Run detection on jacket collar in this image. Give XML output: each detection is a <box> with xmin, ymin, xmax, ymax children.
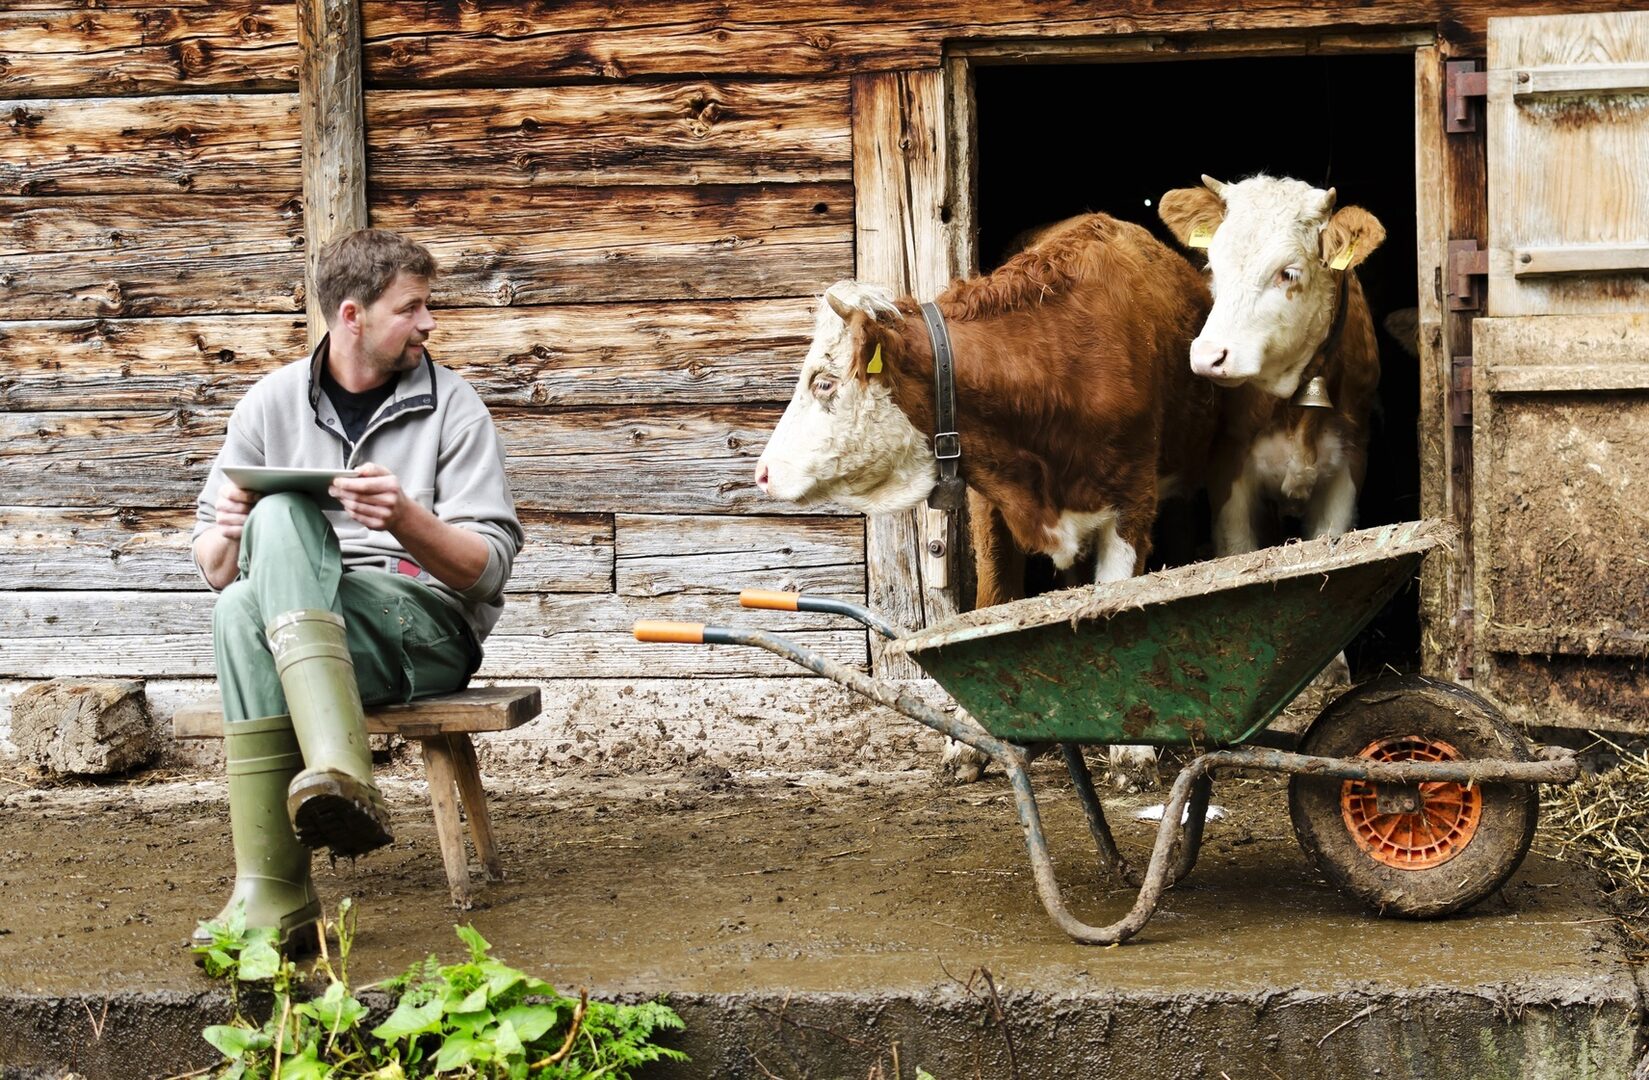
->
<box><xmin>307</xmin><ymin>333</ymin><xmax>439</xmax><ymax>448</ymax></box>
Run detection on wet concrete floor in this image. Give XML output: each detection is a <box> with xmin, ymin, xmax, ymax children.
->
<box><xmin>0</xmin><ymin>759</ymin><xmax>1641</xmax><ymax>1079</ymax></box>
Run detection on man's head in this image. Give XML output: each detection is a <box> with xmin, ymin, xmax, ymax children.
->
<box><xmin>316</xmin><ymin>229</ymin><xmax>439</xmax><ymax>377</ymax></box>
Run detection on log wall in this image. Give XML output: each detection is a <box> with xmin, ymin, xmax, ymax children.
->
<box><xmin>0</xmin><ymin>0</ymin><xmax>1628</xmax><ymax>767</ymax></box>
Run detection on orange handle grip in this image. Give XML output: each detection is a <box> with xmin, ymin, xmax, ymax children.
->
<box><xmin>739</xmin><ymin>589</ymin><xmax>800</xmax><ymax>611</ymax></box>
<box><xmin>632</xmin><ymin>620</ymin><xmax>706</xmax><ymax>644</ymax></box>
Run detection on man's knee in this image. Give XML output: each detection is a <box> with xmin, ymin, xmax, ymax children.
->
<box><xmin>214</xmin><ymin>579</ymin><xmax>263</xmax><ymax>639</ymax></box>
<box><xmin>245</xmin><ymin>491</ymin><xmax>325</xmax><ymax>534</ymax></box>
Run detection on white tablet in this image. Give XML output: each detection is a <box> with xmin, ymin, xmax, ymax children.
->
<box><xmin>223</xmin><ymin>465</ymin><xmax>360</xmax><ymax>497</ymax></box>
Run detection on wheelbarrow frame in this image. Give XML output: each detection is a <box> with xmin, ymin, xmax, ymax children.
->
<box><xmin>633</xmin><ymin>528</ymin><xmax>1580</xmax><ymax>945</ymax></box>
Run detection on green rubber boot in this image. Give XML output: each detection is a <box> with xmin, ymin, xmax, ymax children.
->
<box><xmin>268</xmin><ymin>610</ymin><xmax>394</xmax><ymax>858</ymax></box>
<box><xmin>192</xmin><ymin>715</ymin><xmax>321</xmax><ymax>950</ymax></box>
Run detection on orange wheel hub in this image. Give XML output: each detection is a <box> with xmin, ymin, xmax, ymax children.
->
<box><xmin>1340</xmin><ymin>736</ymin><xmax>1481</xmax><ymax>870</ymax></box>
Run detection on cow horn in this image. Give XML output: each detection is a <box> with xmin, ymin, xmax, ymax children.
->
<box><xmin>825</xmin><ymin>291</ymin><xmax>856</xmax><ymax>323</ymax></box>
<box><xmin>1201</xmin><ymin>174</ymin><xmax>1228</xmax><ymax>196</ymax></box>
<box><xmin>1321</xmin><ymin>186</ymin><xmax>1338</xmax><ymax>215</ymax></box>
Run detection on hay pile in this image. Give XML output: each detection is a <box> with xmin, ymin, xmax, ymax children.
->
<box><xmin>1538</xmin><ymin>739</ymin><xmax>1649</xmax><ymax>894</ymax></box>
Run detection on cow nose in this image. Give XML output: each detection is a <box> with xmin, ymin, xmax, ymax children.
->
<box><xmin>755</xmin><ymin>461</ymin><xmax>770</xmax><ymax>493</ymax></box>
<box><xmin>1190</xmin><ymin>339</ymin><xmax>1229</xmax><ymax>373</ymax></box>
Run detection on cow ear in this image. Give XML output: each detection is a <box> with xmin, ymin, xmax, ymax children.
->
<box><xmin>1320</xmin><ymin>205</ymin><xmax>1386</xmax><ymax>271</ymax></box>
<box><xmin>1159</xmin><ymin>186</ymin><xmax>1226</xmax><ymax>251</ymax></box>
<box><xmin>847</xmin><ymin>320</ymin><xmax>893</xmax><ymax>384</ymax></box>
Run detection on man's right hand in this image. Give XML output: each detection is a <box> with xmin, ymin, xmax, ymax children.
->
<box><xmin>213</xmin><ymin>479</ymin><xmax>260</xmax><ymax>540</ymax></box>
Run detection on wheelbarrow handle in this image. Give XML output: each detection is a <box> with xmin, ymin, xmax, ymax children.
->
<box><xmin>737</xmin><ymin>589</ymin><xmax>905</xmax><ymax>640</ymax></box>
<box><xmin>632</xmin><ymin>620</ymin><xmax>740</xmax><ymax>645</ymax></box>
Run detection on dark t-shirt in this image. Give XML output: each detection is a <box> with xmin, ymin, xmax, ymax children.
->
<box><xmin>321</xmin><ymin>365</ymin><xmax>395</xmax><ymax>446</ymax></box>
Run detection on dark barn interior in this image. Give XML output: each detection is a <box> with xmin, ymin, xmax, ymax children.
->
<box><xmin>974</xmin><ymin>53</ymin><xmax>1422</xmax><ymax>676</ymax></box>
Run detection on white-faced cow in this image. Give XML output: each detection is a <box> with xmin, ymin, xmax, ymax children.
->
<box><xmin>1158</xmin><ymin>175</ymin><xmax>1385</xmax><ymax>556</ymax></box>
<box><xmin>754</xmin><ymin>214</ymin><xmax>1218</xmax><ymax>786</ymax></box>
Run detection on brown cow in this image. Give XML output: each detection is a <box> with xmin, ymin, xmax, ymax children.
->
<box><xmin>754</xmin><ymin>213</ymin><xmax>1218</xmax><ymax>784</ymax></box>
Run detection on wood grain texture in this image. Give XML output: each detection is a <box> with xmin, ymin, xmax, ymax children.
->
<box><xmin>368</xmin><ymin>184</ymin><xmax>853</xmax><ymax>307</ymax></box>
<box><xmin>0</xmin><ymin>300</ymin><xmax>812</xmax><ymax>410</ymax></box>
<box><xmin>365</xmin><ymin>81</ymin><xmax>850</xmax><ymax>188</ymax></box>
<box><xmin>0</xmin><ymin>5</ymin><xmax>297</xmax><ymax>98</ymax></box>
<box><xmin>0</xmin><ymin>94</ymin><xmax>300</xmax><ymax>196</ymax></box>
<box><xmin>297</xmin><ymin>0</ymin><xmax>368</xmax><ymax>344</ymax></box>
<box><xmin>615</xmin><ymin>514</ymin><xmax>862</xmax><ymax>598</ymax></box>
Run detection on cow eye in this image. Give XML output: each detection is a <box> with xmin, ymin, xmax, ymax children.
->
<box><xmin>811</xmin><ymin>374</ymin><xmax>838</xmax><ymax>399</ymax></box>
<box><xmin>1276</xmin><ymin>267</ymin><xmax>1303</xmax><ymax>287</ymax></box>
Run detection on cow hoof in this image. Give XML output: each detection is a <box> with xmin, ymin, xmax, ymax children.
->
<box><xmin>1107</xmin><ymin>744</ymin><xmax>1159</xmax><ymax>792</ymax></box>
<box><xmin>940</xmin><ymin>738</ymin><xmax>989</xmax><ymax>785</ymax></box>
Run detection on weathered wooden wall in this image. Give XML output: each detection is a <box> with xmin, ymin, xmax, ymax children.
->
<box><xmin>0</xmin><ymin>0</ymin><xmax>1634</xmax><ymax>765</ymax></box>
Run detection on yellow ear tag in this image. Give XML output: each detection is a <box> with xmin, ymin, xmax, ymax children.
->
<box><xmin>1188</xmin><ymin>225</ymin><xmax>1214</xmax><ymax>249</ymax></box>
<box><xmin>866</xmin><ymin>343</ymin><xmax>884</xmax><ymax>374</ymax></box>
<box><xmin>1329</xmin><ymin>239</ymin><xmax>1357</xmax><ymax>271</ymax></box>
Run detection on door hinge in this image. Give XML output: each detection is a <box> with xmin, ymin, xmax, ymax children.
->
<box><xmin>1446</xmin><ymin>59</ymin><xmax>1488</xmax><ymax>133</ymax></box>
<box><xmin>1447</xmin><ymin>239</ymin><xmax>1489</xmax><ymax>312</ymax></box>
<box><xmin>1450</xmin><ymin>354</ymin><xmax>1473</xmax><ymax>428</ymax></box>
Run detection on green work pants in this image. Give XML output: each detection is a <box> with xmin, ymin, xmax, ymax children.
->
<box><xmin>213</xmin><ymin>493</ymin><xmax>479</xmax><ymax>723</ymax></box>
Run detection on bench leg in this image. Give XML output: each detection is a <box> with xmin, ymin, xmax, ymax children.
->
<box><xmin>419</xmin><ymin>735</ymin><xmax>472</xmax><ymax>909</ymax></box>
<box><xmin>451</xmin><ymin>733</ymin><xmax>503</xmax><ymax>883</ymax></box>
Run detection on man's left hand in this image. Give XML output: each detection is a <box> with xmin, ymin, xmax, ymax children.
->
<box><xmin>331</xmin><ymin>462</ymin><xmax>411</xmax><ymax>532</ymax></box>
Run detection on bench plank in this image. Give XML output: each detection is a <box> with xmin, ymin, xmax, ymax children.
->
<box><xmin>173</xmin><ymin>685</ymin><xmax>541</xmax><ymax>739</ymax></box>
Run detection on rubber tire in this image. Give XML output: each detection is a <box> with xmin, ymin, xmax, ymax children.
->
<box><xmin>1288</xmin><ymin>674</ymin><xmax>1538</xmax><ymax>919</ymax></box>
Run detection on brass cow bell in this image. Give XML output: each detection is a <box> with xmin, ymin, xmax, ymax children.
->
<box><xmin>1293</xmin><ymin>375</ymin><xmax>1333</xmax><ymax>409</ymax></box>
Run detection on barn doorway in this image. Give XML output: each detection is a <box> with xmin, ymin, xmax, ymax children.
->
<box><xmin>970</xmin><ymin>53</ymin><xmax>1422</xmax><ymax>677</ymax></box>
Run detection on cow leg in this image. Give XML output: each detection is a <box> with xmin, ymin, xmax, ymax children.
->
<box><xmin>1092</xmin><ymin>517</ymin><xmax>1159</xmax><ymax>792</ymax></box>
<box><xmin>1212</xmin><ymin>468</ymin><xmax>1262</xmax><ymax>556</ymax></box>
<box><xmin>1306</xmin><ymin>467</ymin><xmax>1360</xmax><ymax>686</ymax></box>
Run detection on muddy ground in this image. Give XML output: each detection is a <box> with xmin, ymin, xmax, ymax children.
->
<box><xmin>0</xmin><ymin>754</ymin><xmax>1642</xmax><ymax>1079</ymax></box>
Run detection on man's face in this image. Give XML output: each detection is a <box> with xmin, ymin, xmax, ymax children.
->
<box><xmin>356</xmin><ymin>271</ymin><xmax>436</xmax><ymax>375</ymax></box>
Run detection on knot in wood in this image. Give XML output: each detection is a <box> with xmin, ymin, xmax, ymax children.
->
<box><xmin>238</xmin><ymin>15</ymin><xmax>271</xmax><ymax>37</ymax></box>
<box><xmin>170</xmin><ymin>125</ymin><xmax>199</xmax><ymax>147</ymax></box>
<box><xmin>173</xmin><ymin>40</ymin><xmax>211</xmax><ymax>76</ymax></box>
<box><xmin>8</xmin><ymin>107</ymin><xmax>43</xmax><ymax>131</ymax></box>
<box><xmin>725</xmin><ymin>435</ymin><xmax>742</xmax><ymax>450</ymax></box>
<box><xmin>529</xmin><ymin>385</ymin><xmax>550</xmax><ymax>405</ymax></box>
<box><xmin>519</xmin><ymin>116</ymin><xmax>541</xmax><ymax>134</ymax></box>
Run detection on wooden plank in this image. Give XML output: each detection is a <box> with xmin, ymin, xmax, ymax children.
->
<box><xmin>298</xmin><ymin>0</ymin><xmax>368</xmax><ymax>346</ymax></box>
<box><xmin>0</xmin><ymin>197</ymin><xmax>304</xmax><ymax>319</ymax></box>
<box><xmin>173</xmin><ymin>684</ymin><xmax>542</xmax><ymax>739</ymax></box>
<box><xmin>953</xmin><ymin>28</ymin><xmax>1436</xmax><ymax>62</ymax></box>
<box><xmin>1513</xmin><ymin>244</ymin><xmax>1649</xmax><ymax>277</ymax></box>
<box><xmin>614</xmin><ymin>514</ymin><xmax>863</xmax><ymax>598</ymax></box>
<box><xmin>1517</xmin><ymin>63</ymin><xmax>1649</xmax><ymax>96</ymax></box>
<box><xmin>0</xmin><ymin>5</ymin><xmax>298</xmax><ymax>99</ymax></box>
<box><xmin>0</xmin><ymin>300</ymin><xmax>810</xmax><ymax>410</ymax></box>
<box><xmin>0</xmin><ymin>405</ymin><xmax>817</xmax><ymax>513</ymax></box>
<box><xmin>853</xmin><ymin>69</ymin><xmax>969</xmax><ymax>678</ymax></box>
<box><xmin>1413</xmin><ymin>46</ymin><xmax>1455</xmax><ymax>680</ymax></box>
<box><xmin>368</xmin><ymin>184</ymin><xmax>853</xmax><ymax>307</ymax></box>
<box><xmin>1487</xmin><ymin>12</ymin><xmax>1649</xmax><ymax>316</ymax></box>
<box><xmin>355</xmin><ymin>1</ymin><xmax>1633</xmax><ymax>85</ymax></box>
<box><xmin>497</xmin><ymin>406</ymin><xmax>837</xmax><ymax>515</ymax></box>
<box><xmin>0</xmin><ymin>589</ymin><xmax>870</xmax><ymax>678</ymax></box>
<box><xmin>0</xmin><ymin>315</ymin><xmax>307</xmax><ymax>410</ymax></box>
<box><xmin>0</xmin><ymin>94</ymin><xmax>300</xmax><ymax>196</ymax></box>
<box><xmin>365</xmin><ymin>82</ymin><xmax>850</xmax><ymax>189</ymax></box>
<box><xmin>0</xmin><ymin>506</ymin><xmax>611</xmax><ymax>593</ymax></box>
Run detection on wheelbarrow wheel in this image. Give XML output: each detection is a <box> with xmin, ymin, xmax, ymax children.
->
<box><xmin>1287</xmin><ymin>674</ymin><xmax>1538</xmax><ymax>919</ymax></box>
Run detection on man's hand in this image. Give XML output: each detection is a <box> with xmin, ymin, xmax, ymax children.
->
<box><xmin>331</xmin><ymin>462</ymin><xmax>409</xmax><ymax>532</ymax></box>
<box><xmin>214</xmin><ymin>478</ymin><xmax>260</xmax><ymax>540</ymax></box>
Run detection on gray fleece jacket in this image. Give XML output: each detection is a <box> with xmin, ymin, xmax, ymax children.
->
<box><xmin>192</xmin><ymin>337</ymin><xmax>525</xmax><ymax>644</ymax></box>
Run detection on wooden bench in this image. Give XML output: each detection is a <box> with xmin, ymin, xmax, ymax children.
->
<box><xmin>174</xmin><ymin>685</ymin><xmax>541</xmax><ymax>908</ymax></box>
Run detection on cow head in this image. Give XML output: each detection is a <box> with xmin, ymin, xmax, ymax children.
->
<box><xmin>1160</xmin><ymin>174</ymin><xmax>1385</xmax><ymax>398</ymax></box>
<box><xmin>754</xmin><ymin>281</ymin><xmax>936</xmax><ymax>513</ymax></box>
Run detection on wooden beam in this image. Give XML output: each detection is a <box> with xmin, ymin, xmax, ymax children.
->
<box><xmin>853</xmin><ymin>68</ymin><xmax>970</xmax><ymax>677</ymax></box>
<box><xmin>298</xmin><ymin>0</ymin><xmax>368</xmax><ymax>346</ymax></box>
<box><xmin>615</xmin><ymin>514</ymin><xmax>864</xmax><ymax>599</ymax></box>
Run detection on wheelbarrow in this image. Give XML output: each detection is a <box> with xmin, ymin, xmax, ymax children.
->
<box><xmin>632</xmin><ymin>520</ymin><xmax>1579</xmax><ymax>945</ymax></box>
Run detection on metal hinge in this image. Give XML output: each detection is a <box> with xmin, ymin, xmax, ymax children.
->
<box><xmin>1450</xmin><ymin>354</ymin><xmax>1473</xmax><ymax>428</ymax></box>
<box><xmin>1446</xmin><ymin>60</ymin><xmax>1488</xmax><ymax>133</ymax></box>
<box><xmin>1447</xmin><ymin>239</ymin><xmax>1489</xmax><ymax>312</ymax></box>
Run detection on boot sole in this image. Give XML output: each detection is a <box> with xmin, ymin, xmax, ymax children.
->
<box><xmin>288</xmin><ymin>775</ymin><xmax>394</xmax><ymax>858</ymax></box>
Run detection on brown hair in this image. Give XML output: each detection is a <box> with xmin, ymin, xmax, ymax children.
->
<box><xmin>315</xmin><ymin>229</ymin><xmax>437</xmax><ymax>325</ymax></box>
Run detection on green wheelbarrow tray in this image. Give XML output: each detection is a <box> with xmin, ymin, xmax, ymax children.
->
<box><xmin>889</xmin><ymin>519</ymin><xmax>1451</xmax><ymax>747</ymax></box>
<box><xmin>632</xmin><ymin>518</ymin><xmax>1581</xmax><ymax>946</ymax></box>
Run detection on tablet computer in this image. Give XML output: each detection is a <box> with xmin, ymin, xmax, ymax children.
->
<box><xmin>223</xmin><ymin>465</ymin><xmax>360</xmax><ymax>497</ymax></box>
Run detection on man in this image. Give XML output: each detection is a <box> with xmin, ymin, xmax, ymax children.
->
<box><xmin>189</xmin><ymin>229</ymin><xmax>524</xmax><ymax>949</ymax></box>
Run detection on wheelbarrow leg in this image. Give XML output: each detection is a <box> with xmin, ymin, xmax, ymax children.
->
<box><xmin>1171</xmin><ymin>772</ymin><xmax>1214</xmax><ymax>886</ymax></box>
<box><xmin>1059</xmin><ymin>744</ymin><xmax>1139</xmax><ymax>886</ymax></box>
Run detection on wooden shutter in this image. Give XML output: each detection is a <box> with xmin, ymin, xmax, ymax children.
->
<box><xmin>1473</xmin><ymin>11</ymin><xmax>1649</xmax><ymax>732</ymax></box>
